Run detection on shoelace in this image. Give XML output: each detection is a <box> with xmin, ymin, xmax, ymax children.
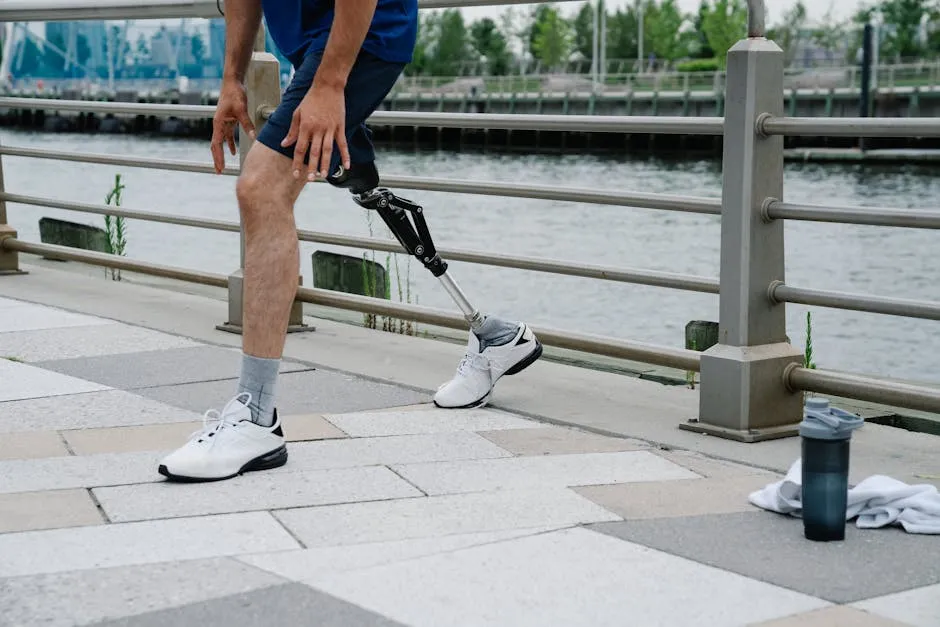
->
<box><xmin>455</xmin><ymin>351</ymin><xmax>490</xmax><ymax>377</ymax></box>
<box><xmin>189</xmin><ymin>392</ymin><xmax>253</xmax><ymax>447</ymax></box>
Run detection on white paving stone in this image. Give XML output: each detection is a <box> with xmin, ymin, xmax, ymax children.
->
<box><xmin>94</xmin><ymin>466</ymin><xmax>422</xmax><ymax>522</ymax></box>
<box><xmin>268</xmin><ymin>432</ymin><xmax>512</xmax><ymax>472</ymax></box>
<box><xmin>852</xmin><ymin>583</ymin><xmax>940</xmax><ymax>627</ymax></box>
<box><xmin>0</xmin><ymin>557</ymin><xmax>286</xmax><ymax>627</ymax></box>
<box><xmin>307</xmin><ymin>527</ymin><xmax>830</xmax><ymax>627</ymax></box>
<box><xmin>0</xmin><ymin>389</ymin><xmax>202</xmax><ymax>433</ymax></box>
<box><xmin>0</xmin><ymin>302</ymin><xmax>114</xmax><ymax>334</ymax></box>
<box><xmin>0</xmin><ymin>358</ymin><xmax>110</xmax><ymax>402</ymax></box>
<box><xmin>0</xmin><ymin>450</ymin><xmax>163</xmax><ymax>494</ymax></box>
<box><xmin>274</xmin><ymin>488</ymin><xmax>621</xmax><ymax>548</ymax></box>
<box><xmin>392</xmin><ymin>450</ymin><xmax>702</xmax><ymax>496</ymax></box>
<box><xmin>0</xmin><ymin>512</ymin><xmax>300</xmax><ymax>578</ymax></box>
<box><xmin>325</xmin><ymin>407</ymin><xmax>543</xmax><ymax>437</ymax></box>
<box><xmin>0</xmin><ymin>323</ymin><xmax>201</xmax><ymax>362</ymax></box>
<box><xmin>239</xmin><ymin>528</ymin><xmax>561</xmax><ymax>582</ymax></box>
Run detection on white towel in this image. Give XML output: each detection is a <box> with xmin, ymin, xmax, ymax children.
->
<box><xmin>749</xmin><ymin>459</ymin><xmax>940</xmax><ymax>534</ymax></box>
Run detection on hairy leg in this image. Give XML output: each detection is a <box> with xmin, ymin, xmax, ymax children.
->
<box><xmin>237</xmin><ymin>141</ymin><xmax>306</xmax><ymax>359</ymax></box>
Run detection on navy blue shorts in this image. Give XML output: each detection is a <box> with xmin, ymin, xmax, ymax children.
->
<box><xmin>257</xmin><ymin>49</ymin><xmax>405</xmax><ymax>173</ymax></box>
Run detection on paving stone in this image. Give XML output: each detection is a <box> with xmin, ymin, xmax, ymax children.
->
<box><xmin>0</xmin><ymin>489</ymin><xmax>103</xmax><ymax>533</ymax></box>
<box><xmin>94</xmin><ymin>466</ymin><xmax>421</xmax><ymax>522</ymax></box>
<box><xmin>0</xmin><ymin>430</ymin><xmax>70</xmax><ymax>460</ymax></box>
<box><xmin>0</xmin><ymin>557</ymin><xmax>286</xmax><ymax>627</ymax></box>
<box><xmin>589</xmin><ymin>512</ymin><xmax>940</xmax><ymax>604</ymax></box>
<box><xmin>62</xmin><ymin>415</ymin><xmax>347</xmax><ymax>455</ymax></box>
<box><xmin>239</xmin><ymin>529</ymin><xmax>560</xmax><ymax>583</ymax></box>
<box><xmin>479</xmin><ymin>426</ymin><xmax>650</xmax><ymax>456</ymax></box>
<box><xmin>0</xmin><ymin>450</ymin><xmax>163</xmax><ymax>494</ymax></box>
<box><xmin>655</xmin><ymin>448</ymin><xmax>782</xmax><ymax>479</ymax></box>
<box><xmin>274</xmin><ymin>488</ymin><xmax>621</xmax><ymax>548</ymax></box>
<box><xmin>749</xmin><ymin>606</ymin><xmax>913</xmax><ymax>627</ymax></box>
<box><xmin>0</xmin><ymin>301</ymin><xmax>114</xmax><ymax>334</ymax></box>
<box><xmin>35</xmin><ymin>346</ymin><xmax>310</xmax><ymax>390</ymax></box>
<box><xmin>325</xmin><ymin>406</ymin><xmax>542</xmax><ymax>437</ymax></box>
<box><xmin>0</xmin><ymin>511</ymin><xmax>299</xmax><ymax>578</ymax></box>
<box><xmin>0</xmin><ymin>323</ymin><xmax>201</xmax><ymax>362</ymax></box>
<box><xmin>392</xmin><ymin>450</ymin><xmax>701</xmax><ymax>496</ymax></box>
<box><xmin>574</xmin><ymin>475</ymin><xmax>774</xmax><ymax>519</ymax></box>
<box><xmin>135</xmin><ymin>370</ymin><xmax>430</xmax><ymax>416</ymax></box>
<box><xmin>853</xmin><ymin>583</ymin><xmax>940</xmax><ymax>627</ymax></box>
<box><xmin>0</xmin><ymin>358</ymin><xmax>110</xmax><ymax>402</ymax></box>
<box><xmin>272</xmin><ymin>432</ymin><xmax>511</xmax><ymax>473</ymax></box>
<box><xmin>92</xmin><ymin>582</ymin><xmax>404</xmax><ymax>627</ymax></box>
<box><xmin>307</xmin><ymin>527</ymin><xmax>829</xmax><ymax>627</ymax></box>
<box><xmin>0</xmin><ymin>390</ymin><xmax>203</xmax><ymax>433</ymax></box>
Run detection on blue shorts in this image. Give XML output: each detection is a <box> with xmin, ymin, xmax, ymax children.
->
<box><xmin>257</xmin><ymin>49</ymin><xmax>405</xmax><ymax>173</ymax></box>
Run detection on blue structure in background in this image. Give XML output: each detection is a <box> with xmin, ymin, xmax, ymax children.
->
<box><xmin>2</xmin><ymin>18</ymin><xmax>292</xmax><ymax>88</ymax></box>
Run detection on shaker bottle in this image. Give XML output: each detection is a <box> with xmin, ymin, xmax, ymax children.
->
<box><xmin>799</xmin><ymin>397</ymin><xmax>863</xmax><ymax>541</ymax></box>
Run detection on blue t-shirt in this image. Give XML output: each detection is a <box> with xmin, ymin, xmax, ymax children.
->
<box><xmin>262</xmin><ymin>0</ymin><xmax>418</xmax><ymax>69</ymax></box>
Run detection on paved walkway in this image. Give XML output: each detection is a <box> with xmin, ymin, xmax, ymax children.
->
<box><xmin>0</xmin><ymin>266</ymin><xmax>938</xmax><ymax>627</ymax></box>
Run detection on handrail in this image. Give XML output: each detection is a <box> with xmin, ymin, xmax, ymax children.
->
<box><xmin>764</xmin><ymin>199</ymin><xmax>940</xmax><ymax>229</ymax></box>
<box><xmin>758</xmin><ymin>115</ymin><xmax>940</xmax><ymax>138</ymax></box>
<box><xmin>0</xmin><ymin>146</ymin><xmax>723</xmax><ymax>215</ymax></box>
<box><xmin>787</xmin><ymin>366</ymin><xmax>940</xmax><ymax>415</ymax></box>
<box><xmin>0</xmin><ymin>191</ymin><xmax>720</xmax><ymax>294</ymax></box>
<box><xmin>747</xmin><ymin>0</ymin><xmax>765</xmax><ymax>38</ymax></box>
<box><xmin>769</xmin><ymin>282</ymin><xmax>940</xmax><ymax>321</ymax></box>
<box><xmin>0</xmin><ymin>238</ymin><xmax>704</xmax><ymax>372</ymax></box>
<box><xmin>0</xmin><ymin>0</ymin><xmax>581</xmax><ymax>21</ymax></box>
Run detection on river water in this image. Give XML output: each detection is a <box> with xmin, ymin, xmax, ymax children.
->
<box><xmin>2</xmin><ymin>128</ymin><xmax>938</xmax><ymax>387</ymax></box>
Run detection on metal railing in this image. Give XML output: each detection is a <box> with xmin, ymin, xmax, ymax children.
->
<box><xmin>1</xmin><ymin>0</ymin><xmax>939</xmax><ymax>440</ymax></box>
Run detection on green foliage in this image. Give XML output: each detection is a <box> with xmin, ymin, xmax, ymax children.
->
<box><xmin>701</xmin><ymin>0</ymin><xmax>748</xmax><ymax>67</ymax></box>
<box><xmin>572</xmin><ymin>3</ymin><xmax>596</xmax><ymax>62</ymax></box>
<box><xmin>104</xmin><ymin>173</ymin><xmax>128</xmax><ymax>281</ymax></box>
<box><xmin>675</xmin><ymin>57</ymin><xmax>720</xmax><ymax>72</ymax></box>
<box><xmin>531</xmin><ymin>4</ymin><xmax>572</xmax><ymax>69</ymax></box>
<box><xmin>471</xmin><ymin>18</ymin><xmax>512</xmax><ymax>75</ymax></box>
<box><xmin>643</xmin><ymin>0</ymin><xmax>687</xmax><ymax>62</ymax></box>
<box><xmin>804</xmin><ymin>311</ymin><xmax>817</xmax><ymax>370</ymax></box>
<box><xmin>766</xmin><ymin>0</ymin><xmax>807</xmax><ymax>66</ymax></box>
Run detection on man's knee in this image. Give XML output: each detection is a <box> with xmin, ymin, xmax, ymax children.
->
<box><xmin>236</xmin><ymin>143</ymin><xmax>302</xmax><ymax>221</ymax></box>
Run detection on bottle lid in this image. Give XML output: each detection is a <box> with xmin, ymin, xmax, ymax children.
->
<box><xmin>799</xmin><ymin>397</ymin><xmax>863</xmax><ymax>440</ymax></box>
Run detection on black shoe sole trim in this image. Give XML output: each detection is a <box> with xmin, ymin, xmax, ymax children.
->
<box><xmin>433</xmin><ymin>393</ymin><xmax>491</xmax><ymax>410</ymax></box>
<box><xmin>504</xmin><ymin>339</ymin><xmax>543</xmax><ymax>377</ymax></box>
<box><xmin>158</xmin><ymin>445</ymin><xmax>288</xmax><ymax>483</ymax></box>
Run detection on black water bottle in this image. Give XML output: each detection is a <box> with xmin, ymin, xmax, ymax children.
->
<box><xmin>799</xmin><ymin>397</ymin><xmax>863</xmax><ymax>542</ymax></box>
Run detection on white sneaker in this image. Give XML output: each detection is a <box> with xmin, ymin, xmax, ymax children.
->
<box><xmin>434</xmin><ymin>322</ymin><xmax>542</xmax><ymax>409</ymax></box>
<box><xmin>157</xmin><ymin>393</ymin><xmax>288</xmax><ymax>482</ymax></box>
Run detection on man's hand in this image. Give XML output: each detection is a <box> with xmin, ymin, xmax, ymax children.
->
<box><xmin>210</xmin><ymin>79</ymin><xmax>256</xmax><ymax>174</ymax></box>
<box><xmin>280</xmin><ymin>80</ymin><xmax>350</xmax><ymax>182</ymax></box>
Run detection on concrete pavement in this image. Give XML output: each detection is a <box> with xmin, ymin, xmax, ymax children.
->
<box><xmin>0</xmin><ymin>264</ymin><xmax>937</xmax><ymax>627</ymax></box>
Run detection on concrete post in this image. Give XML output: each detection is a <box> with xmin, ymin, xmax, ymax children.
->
<box><xmin>0</xmin><ymin>137</ymin><xmax>25</xmax><ymax>276</ymax></box>
<box><xmin>680</xmin><ymin>35</ymin><xmax>803</xmax><ymax>443</ymax></box>
<box><xmin>217</xmin><ymin>25</ymin><xmax>311</xmax><ymax>334</ymax></box>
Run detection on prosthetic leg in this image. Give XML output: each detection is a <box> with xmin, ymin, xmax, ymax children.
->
<box><xmin>327</xmin><ymin>161</ymin><xmax>485</xmax><ymax>331</ymax></box>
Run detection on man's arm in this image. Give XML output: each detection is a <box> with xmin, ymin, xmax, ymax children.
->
<box><xmin>222</xmin><ymin>0</ymin><xmax>263</xmax><ymax>84</ymax></box>
<box><xmin>313</xmin><ymin>0</ymin><xmax>380</xmax><ymax>89</ymax></box>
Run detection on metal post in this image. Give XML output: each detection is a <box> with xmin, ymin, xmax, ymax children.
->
<box><xmin>0</xmin><ymin>137</ymin><xmax>25</xmax><ymax>276</ymax></box>
<box><xmin>681</xmin><ymin>23</ymin><xmax>803</xmax><ymax>442</ymax></box>
<box><xmin>218</xmin><ymin>23</ymin><xmax>310</xmax><ymax>334</ymax></box>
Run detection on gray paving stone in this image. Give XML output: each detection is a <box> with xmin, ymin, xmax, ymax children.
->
<box><xmin>0</xmin><ymin>301</ymin><xmax>113</xmax><ymax>334</ymax></box>
<box><xmin>135</xmin><ymin>369</ymin><xmax>430</xmax><ymax>416</ymax></box>
<box><xmin>852</xmin><ymin>583</ymin><xmax>940</xmax><ymax>627</ymax></box>
<box><xmin>589</xmin><ymin>511</ymin><xmax>940</xmax><ymax>604</ymax></box>
<box><xmin>35</xmin><ymin>346</ymin><xmax>310</xmax><ymax>390</ymax></box>
<box><xmin>0</xmin><ymin>557</ymin><xmax>286</xmax><ymax>627</ymax></box>
<box><xmin>275</xmin><ymin>488</ymin><xmax>621</xmax><ymax>548</ymax></box>
<box><xmin>0</xmin><ymin>323</ymin><xmax>200</xmax><ymax>362</ymax></box>
<box><xmin>749</xmin><ymin>606</ymin><xmax>913</xmax><ymax>627</ymax></box>
<box><xmin>0</xmin><ymin>430</ymin><xmax>70</xmax><ymax>460</ymax></box>
<box><xmin>0</xmin><ymin>489</ymin><xmax>103</xmax><ymax>533</ymax></box>
<box><xmin>0</xmin><ymin>390</ymin><xmax>203</xmax><ymax>433</ymax></box>
<box><xmin>94</xmin><ymin>466</ymin><xmax>422</xmax><ymax>522</ymax></box>
<box><xmin>0</xmin><ymin>512</ymin><xmax>299</xmax><ymax>578</ymax></box>
<box><xmin>0</xmin><ymin>358</ymin><xmax>110</xmax><ymax>402</ymax></box>
<box><xmin>0</xmin><ymin>449</ymin><xmax>164</xmax><ymax>494</ymax></box>
<box><xmin>307</xmin><ymin>527</ymin><xmax>829</xmax><ymax>627</ymax></box>
<box><xmin>479</xmin><ymin>426</ymin><xmax>651</xmax><ymax>456</ymax></box>
<box><xmin>325</xmin><ymin>406</ymin><xmax>542</xmax><ymax>437</ymax></box>
<box><xmin>392</xmin><ymin>450</ymin><xmax>701</xmax><ymax>496</ymax></box>
<box><xmin>90</xmin><ymin>582</ymin><xmax>404</xmax><ymax>627</ymax></box>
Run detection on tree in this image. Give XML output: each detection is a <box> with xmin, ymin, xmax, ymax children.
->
<box><xmin>470</xmin><ymin>18</ymin><xmax>512</xmax><ymax>75</ymax></box>
<box><xmin>606</xmin><ymin>6</ymin><xmax>640</xmax><ymax>61</ymax></box>
<box><xmin>767</xmin><ymin>0</ymin><xmax>807</xmax><ymax>66</ymax></box>
<box><xmin>135</xmin><ymin>33</ymin><xmax>150</xmax><ymax>65</ymax></box>
<box><xmin>191</xmin><ymin>33</ymin><xmax>206</xmax><ymax>65</ymax></box>
<box><xmin>643</xmin><ymin>0</ymin><xmax>688</xmax><ymax>62</ymax></box>
<box><xmin>531</xmin><ymin>4</ymin><xmax>572</xmax><ymax>70</ymax></box>
<box><xmin>701</xmin><ymin>0</ymin><xmax>747</xmax><ymax>66</ymax></box>
<box><xmin>811</xmin><ymin>4</ymin><xmax>849</xmax><ymax>61</ymax></box>
<box><xmin>879</xmin><ymin>0</ymin><xmax>932</xmax><ymax>59</ymax></box>
<box><xmin>572</xmin><ymin>3</ymin><xmax>595</xmax><ymax>63</ymax></box>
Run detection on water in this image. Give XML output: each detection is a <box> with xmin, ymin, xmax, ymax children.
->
<box><xmin>2</xmin><ymin>128</ymin><xmax>938</xmax><ymax>386</ymax></box>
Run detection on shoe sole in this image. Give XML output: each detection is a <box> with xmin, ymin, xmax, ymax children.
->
<box><xmin>433</xmin><ymin>339</ymin><xmax>543</xmax><ymax>410</ymax></box>
<box><xmin>158</xmin><ymin>445</ymin><xmax>288</xmax><ymax>483</ymax></box>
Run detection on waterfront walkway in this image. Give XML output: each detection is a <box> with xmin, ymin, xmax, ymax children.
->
<box><xmin>1</xmin><ymin>262</ymin><xmax>938</xmax><ymax>627</ymax></box>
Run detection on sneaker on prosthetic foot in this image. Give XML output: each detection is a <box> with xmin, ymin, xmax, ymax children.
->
<box><xmin>434</xmin><ymin>321</ymin><xmax>543</xmax><ymax>409</ymax></box>
<box><xmin>157</xmin><ymin>393</ymin><xmax>288</xmax><ymax>482</ymax></box>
